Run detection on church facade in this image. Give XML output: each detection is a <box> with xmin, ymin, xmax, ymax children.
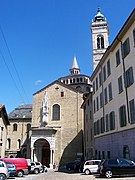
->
<box><xmin>30</xmin><ymin>56</ymin><xmax>92</xmax><ymax>168</ymax></box>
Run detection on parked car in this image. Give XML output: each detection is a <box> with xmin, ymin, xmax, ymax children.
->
<box><xmin>0</xmin><ymin>160</ymin><xmax>9</xmax><ymax>180</ymax></box>
<box><xmin>65</xmin><ymin>161</ymin><xmax>83</xmax><ymax>172</ymax></box>
<box><xmin>98</xmin><ymin>158</ymin><xmax>135</xmax><ymax>178</ymax></box>
<box><xmin>83</xmin><ymin>160</ymin><xmax>101</xmax><ymax>175</ymax></box>
<box><xmin>29</xmin><ymin>161</ymin><xmax>43</xmax><ymax>174</ymax></box>
<box><xmin>5</xmin><ymin>162</ymin><xmax>16</xmax><ymax>177</ymax></box>
<box><xmin>0</xmin><ymin>158</ymin><xmax>28</xmax><ymax>177</ymax></box>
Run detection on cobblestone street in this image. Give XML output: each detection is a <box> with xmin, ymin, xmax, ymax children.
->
<box><xmin>14</xmin><ymin>169</ymin><xmax>135</xmax><ymax>180</ymax></box>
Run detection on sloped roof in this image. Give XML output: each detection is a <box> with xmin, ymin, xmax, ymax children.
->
<box><xmin>9</xmin><ymin>104</ymin><xmax>32</xmax><ymax>119</ymax></box>
<box><xmin>33</xmin><ymin>80</ymin><xmax>84</xmax><ymax>95</ymax></box>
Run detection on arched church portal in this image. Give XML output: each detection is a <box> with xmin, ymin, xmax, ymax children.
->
<box><xmin>34</xmin><ymin>139</ymin><xmax>50</xmax><ymax>167</ymax></box>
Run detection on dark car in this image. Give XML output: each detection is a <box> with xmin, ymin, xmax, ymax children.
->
<box><xmin>98</xmin><ymin>158</ymin><xmax>135</xmax><ymax>178</ymax></box>
<box><xmin>65</xmin><ymin>161</ymin><xmax>82</xmax><ymax>172</ymax></box>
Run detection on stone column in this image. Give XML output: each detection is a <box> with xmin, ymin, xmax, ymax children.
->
<box><xmin>49</xmin><ymin>149</ymin><xmax>53</xmax><ymax>169</ymax></box>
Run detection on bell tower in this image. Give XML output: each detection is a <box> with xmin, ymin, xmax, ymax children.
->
<box><xmin>91</xmin><ymin>8</ymin><xmax>109</xmax><ymax>69</ymax></box>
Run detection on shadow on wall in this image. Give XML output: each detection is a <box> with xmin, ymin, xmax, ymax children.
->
<box><xmin>58</xmin><ymin>130</ymin><xmax>84</xmax><ymax>167</ymax></box>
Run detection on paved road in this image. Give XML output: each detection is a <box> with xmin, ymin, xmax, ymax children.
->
<box><xmin>13</xmin><ymin>169</ymin><xmax>135</xmax><ymax>180</ymax></box>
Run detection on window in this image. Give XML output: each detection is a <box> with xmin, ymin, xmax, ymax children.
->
<box><xmin>100</xmin><ymin>92</ymin><xmax>103</xmax><ymax>108</ymax></box>
<box><xmin>94</xmin><ymin>122</ymin><xmax>97</xmax><ymax>135</ymax></box>
<box><xmin>129</xmin><ymin>99</ymin><xmax>135</xmax><ymax>124</ymax></box>
<box><xmin>93</xmin><ymin>100</ymin><xmax>96</xmax><ymax>113</ymax></box>
<box><xmin>133</xmin><ymin>28</ymin><xmax>135</xmax><ymax>46</ymax></box>
<box><xmin>103</xmin><ymin>65</ymin><xmax>106</xmax><ymax>82</ymax></box>
<box><xmin>102</xmin><ymin>151</ymin><xmax>105</xmax><ymax>159</ymax></box>
<box><xmin>119</xmin><ymin>105</ymin><xmax>127</xmax><ymax>127</ymax></box>
<box><xmin>108</xmin><ymin>83</ymin><xmax>112</xmax><ymax>101</ymax></box>
<box><xmin>122</xmin><ymin>37</ymin><xmax>130</xmax><ymax>58</ymax></box>
<box><xmin>109</xmin><ymin>111</ymin><xmax>115</xmax><ymax>130</ymax></box>
<box><xmin>96</xmin><ymin>77</ymin><xmax>98</xmax><ymax>91</ymax></box>
<box><xmin>97</xmin><ymin>35</ymin><xmax>104</xmax><ymax>49</ymax></box>
<box><xmin>97</xmin><ymin>120</ymin><xmax>100</xmax><ymax>134</ymax></box>
<box><xmin>52</xmin><ymin>104</ymin><xmax>60</xmax><ymax>120</ymax></box>
<box><xmin>107</xmin><ymin>59</ymin><xmax>111</xmax><ymax>76</ymax></box>
<box><xmin>101</xmin><ymin>117</ymin><xmax>105</xmax><ymax>133</ymax></box>
<box><xmin>99</xmin><ymin>71</ymin><xmax>102</xmax><ymax>87</ymax></box>
<box><xmin>96</xmin><ymin>96</ymin><xmax>99</xmax><ymax>111</ymax></box>
<box><xmin>13</xmin><ymin>124</ymin><xmax>17</xmax><ymax>131</ymax></box>
<box><xmin>116</xmin><ymin>49</ymin><xmax>121</xmax><ymax>66</ymax></box>
<box><xmin>104</xmin><ymin>87</ymin><xmax>108</xmax><ymax>104</ymax></box>
<box><xmin>118</xmin><ymin>76</ymin><xmax>123</xmax><ymax>93</ymax></box>
<box><xmin>61</xmin><ymin>92</ymin><xmax>64</xmax><ymax>97</ymax></box>
<box><xmin>93</xmin><ymin>81</ymin><xmax>95</xmax><ymax>94</ymax></box>
<box><xmin>17</xmin><ymin>139</ymin><xmax>21</xmax><ymax>149</ymax></box>
<box><xmin>107</xmin><ymin>151</ymin><xmax>111</xmax><ymax>159</ymax></box>
<box><xmin>106</xmin><ymin>114</ymin><xmax>109</xmax><ymax>132</ymax></box>
<box><xmin>124</xmin><ymin>67</ymin><xmax>134</xmax><ymax>88</ymax></box>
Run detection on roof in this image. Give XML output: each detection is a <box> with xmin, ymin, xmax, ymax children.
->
<box><xmin>33</xmin><ymin>80</ymin><xmax>84</xmax><ymax>95</ymax></box>
<box><xmin>94</xmin><ymin>7</ymin><xmax>105</xmax><ymax>22</ymax></box>
<box><xmin>0</xmin><ymin>104</ymin><xmax>10</xmax><ymax>125</ymax></box>
<box><xmin>71</xmin><ymin>55</ymin><xmax>79</xmax><ymax>69</ymax></box>
<box><xmin>9</xmin><ymin>104</ymin><xmax>32</xmax><ymax>119</ymax></box>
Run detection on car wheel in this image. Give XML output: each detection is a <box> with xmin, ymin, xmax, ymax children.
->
<box><xmin>34</xmin><ymin>168</ymin><xmax>39</xmax><ymax>174</ymax></box>
<box><xmin>0</xmin><ymin>174</ymin><xmax>6</xmax><ymax>180</ymax></box>
<box><xmin>85</xmin><ymin>169</ymin><xmax>91</xmax><ymax>175</ymax></box>
<box><xmin>17</xmin><ymin>170</ymin><xmax>23</xmax><ymax>177</ymax></box>
<box><xmin>105</xmin><ymin>170</ymin><xmax>113</xmax><ymax>178</ymax></box>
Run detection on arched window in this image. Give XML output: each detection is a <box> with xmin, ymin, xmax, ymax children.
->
<box><xmin>97</xmin><ymin>35</ymin><xmax>104</xmax><ymax>49</ymax></box>
<box><xmin>13</xmin><ymin>123</ymin><xmax>17</xmax><ymax>131</ymax></box>
<box><xmin>52</xmin><ymin>104</ymin><xmax>60</xmax><ymax>120</ymax></box>
<box><xmin>7</xmin><ymin>138</ymin><xmax>11</xmax><ymax>149</ymax></box>
<box><xmin>17</xmin><ymin>139</ymin><xmax>21</xmax><ymax>149</ymax></box>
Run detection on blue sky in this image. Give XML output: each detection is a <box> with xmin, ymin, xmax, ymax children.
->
<box><xmin>0</xmin><ymin>0</ymin><xmax>134</xmax><ymax>113</ymax></box>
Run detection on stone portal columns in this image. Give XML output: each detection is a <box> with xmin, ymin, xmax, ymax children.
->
<box><xmin>49</xmin><ymin>149</ymin><xmax>54</xmax><ymax>169</ymax></box>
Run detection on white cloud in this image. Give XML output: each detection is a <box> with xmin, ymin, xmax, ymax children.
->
<box><xmin>35</xmin><ymin>80</ymin><xmax>43</xmax><ymax>85</ymax></box>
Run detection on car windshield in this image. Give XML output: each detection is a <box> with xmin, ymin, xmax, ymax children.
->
<box><xmin>6</xmin><ymin>162</ymin><xmax>14</xmax><ymax>168</ymax></box>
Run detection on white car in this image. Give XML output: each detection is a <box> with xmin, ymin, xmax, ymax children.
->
<box><xmin>0</xmin><ymin>160</ymin><xmax>9</xmax><ymax>179</ymax></box>
<box><xmin>30</xmin><ymin>161</ymin><xmax>43</xmax><ymax>174</ymax></box>
<box><xmin>83</xmin><ymin>160</ymin><xmax>101</xmax><ymax>175</ymax></box>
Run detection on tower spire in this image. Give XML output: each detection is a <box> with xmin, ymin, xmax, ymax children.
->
<box><xmin>70</xmin><ymin>55</ymin><xmax>80</xmax><ymax>75</ymax></box>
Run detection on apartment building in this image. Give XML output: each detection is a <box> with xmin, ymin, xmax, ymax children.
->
<box><xmin>91</xmin><ymin>8</ymin><xmax>135</xmax><ymax>160</ymax></box>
